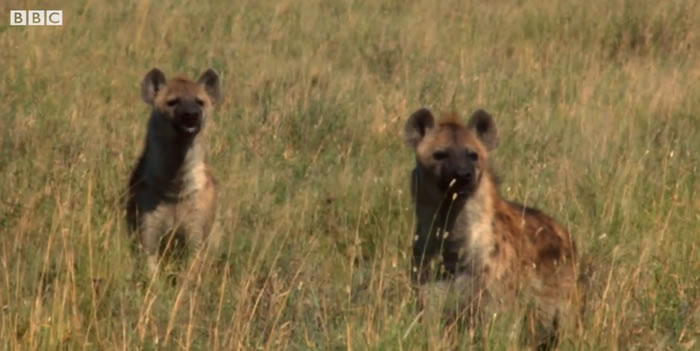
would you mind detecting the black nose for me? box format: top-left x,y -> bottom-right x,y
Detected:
182,111 -> 201,120
177,101 -> 202,117
456,168 -> 472,180
176,104 -> 202,126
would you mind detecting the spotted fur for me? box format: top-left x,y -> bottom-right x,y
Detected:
405,108 -> 578,349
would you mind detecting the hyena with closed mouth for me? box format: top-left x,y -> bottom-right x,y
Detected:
404,108 -> 578,349
126,68 -> 222,275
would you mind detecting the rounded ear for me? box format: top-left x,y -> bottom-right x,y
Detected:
141,68 -> 167,105
198,68 -> 221,105
467,109 -> 499,150
404,108 -> 435,149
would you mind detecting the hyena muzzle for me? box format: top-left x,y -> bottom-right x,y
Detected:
126,67 -> 222,274
404,107 -> 579,349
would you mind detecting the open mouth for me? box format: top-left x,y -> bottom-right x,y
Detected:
182,125 -> 199,134
174,117 -> 201,135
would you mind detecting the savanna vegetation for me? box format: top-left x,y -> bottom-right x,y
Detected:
1,0 -> 698,349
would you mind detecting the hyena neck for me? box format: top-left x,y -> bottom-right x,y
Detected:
415,172 -> 499,274
415,173 -> 496,232
457,176 -> 498,269
143,114 -> 207,199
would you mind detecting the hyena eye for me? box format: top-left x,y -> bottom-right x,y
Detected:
166,98 -> 180,107
195,98 -> 205,106
433,150 -> 448,160
468,151 -> 479,161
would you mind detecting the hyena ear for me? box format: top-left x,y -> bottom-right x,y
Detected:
404,108 -> 435,148
467,109 -> 499,150
141,68 -> 167,105
198,68 -> 221,105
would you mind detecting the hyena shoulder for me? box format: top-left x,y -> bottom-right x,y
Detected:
495,200 -> 575,267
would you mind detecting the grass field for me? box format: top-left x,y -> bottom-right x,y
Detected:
1,0 -> 699,349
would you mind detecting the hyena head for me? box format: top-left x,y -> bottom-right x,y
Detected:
404,108 -> 499,197
140,68 -> 221,138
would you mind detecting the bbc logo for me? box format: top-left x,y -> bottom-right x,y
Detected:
10,10 -> 63,26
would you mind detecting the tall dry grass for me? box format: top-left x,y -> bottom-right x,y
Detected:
1,0 -> 698,349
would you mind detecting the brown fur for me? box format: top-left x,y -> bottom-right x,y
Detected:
404,108 -> 578,349
126,68 -> 222,274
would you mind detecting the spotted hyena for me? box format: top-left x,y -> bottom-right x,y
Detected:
126,67 -> 222,275
404,107 -> 578,349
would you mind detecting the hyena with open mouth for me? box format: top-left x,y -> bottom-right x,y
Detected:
126,68 -> 222,275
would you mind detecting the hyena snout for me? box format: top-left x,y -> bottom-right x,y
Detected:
439,151 -> 479,193
447,166 -> 476,193
173,100 -> 204,136
454,166 -> 473,182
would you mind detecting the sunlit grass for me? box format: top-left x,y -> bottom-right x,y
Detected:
1,0 -> 698,349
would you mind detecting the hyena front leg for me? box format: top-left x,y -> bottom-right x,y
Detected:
140,225 -> 164,276
179,214 -> 219,279
181,191 -> 220,269
412,229 -> 441,285
202,220 -> 223,256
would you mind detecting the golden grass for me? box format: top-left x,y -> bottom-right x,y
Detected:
1,0 -> 699,349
